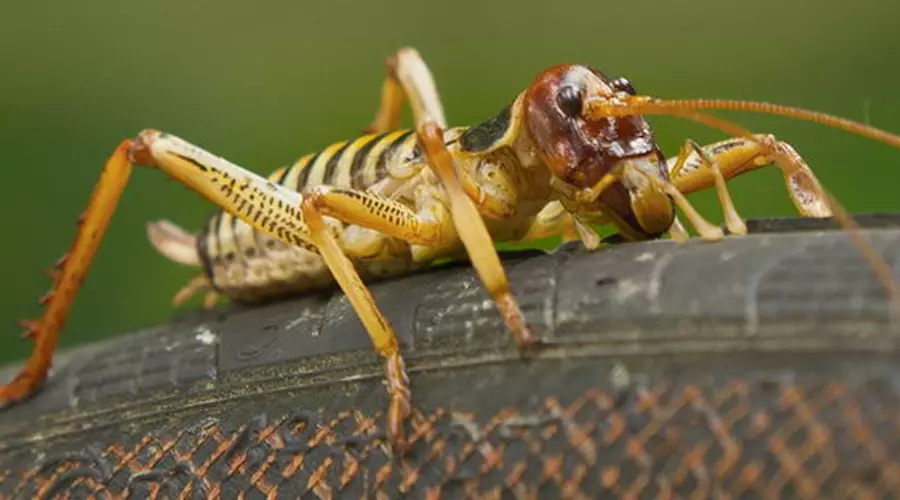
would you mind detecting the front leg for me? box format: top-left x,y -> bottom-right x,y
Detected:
668,139 -> 747,235
667,134 -> 832,218
517,202 -> 580,243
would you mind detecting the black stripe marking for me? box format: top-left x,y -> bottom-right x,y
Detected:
273,166 -> 291,185
196,214 -> 218,290
209,212 -> 223,262
374,130 -> 415,182
230,213 -> 245,254
710,139 -> 745,155
322,141 -> 353,186
459,103 -> 513,153
172,153 -> 209,172
292,152 -> 321,192
350,132 -> 392,190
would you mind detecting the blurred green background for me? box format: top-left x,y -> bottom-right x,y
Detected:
0,0 -> 898,364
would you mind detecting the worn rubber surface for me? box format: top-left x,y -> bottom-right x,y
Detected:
2,214 -> 900,499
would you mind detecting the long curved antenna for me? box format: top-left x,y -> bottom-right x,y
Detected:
585,96 -> 900,313
587,97 -> 900,148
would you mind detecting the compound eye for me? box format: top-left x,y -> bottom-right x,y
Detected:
610,77 -> 636,96
556,85 -> 584,118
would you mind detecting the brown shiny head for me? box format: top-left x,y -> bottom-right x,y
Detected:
524,64 -> 656,189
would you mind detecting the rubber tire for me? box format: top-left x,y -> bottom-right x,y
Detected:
2,214 -> 900,499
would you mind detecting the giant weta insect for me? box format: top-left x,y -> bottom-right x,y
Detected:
3,48 -> 900,451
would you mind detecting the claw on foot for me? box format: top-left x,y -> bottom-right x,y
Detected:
385,351 -> 411,452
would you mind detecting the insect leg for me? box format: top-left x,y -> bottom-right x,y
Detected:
305,177 -> 537,355
588,175 -> 719,243
678,133 -> 900,308
145,219 -> 221,308
667,135 -> 831,218
171,274 -> 220,309
517,202 -> 579,243
298,192 -> 415,449
3,131 -> 416,452
520,201 -> 690,246
135,131 -> 415,450
366,47 -> 447,134
364,48 -> 537,348
669,139 -> 747,235
302,186 -> 442,246
417,122 -> 540,348
1,140 -> 133,405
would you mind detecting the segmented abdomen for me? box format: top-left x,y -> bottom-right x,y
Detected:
196,129 -> 418,302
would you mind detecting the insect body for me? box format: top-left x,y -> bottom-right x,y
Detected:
3,48 -> 900,452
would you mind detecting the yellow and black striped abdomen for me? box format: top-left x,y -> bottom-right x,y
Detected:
271,129 -> 416,193
195,129 -> 419,302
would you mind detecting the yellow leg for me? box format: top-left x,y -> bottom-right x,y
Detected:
667,134 -> 831,218
364,48 -> 538,349
1,140 -> 133,405
519,201 -> 689,247
653,175 -> 725,241
667,215 -> 690,242
417,121 -> 540,349
171,274 -> 220,309
518,202 -> 578,243
582,160 -> 724,241
303,185 -> 442,246
669,139 -> 747,235
299,196 -> 412,449
366,47 -> 448,134
2,129 -> 420,451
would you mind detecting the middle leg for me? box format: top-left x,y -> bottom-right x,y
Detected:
301,168 -> 539,350
365,47 -> 448,134
358,47 -> 539,349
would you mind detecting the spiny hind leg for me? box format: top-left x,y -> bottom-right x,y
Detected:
2,130 -> 414,451
146,219 -> 221,309
366,47 -> 448,134
2,140 -> 134,404
667,134 -> 832,218
145,137 -> 417,450
144,131 -> 417,451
